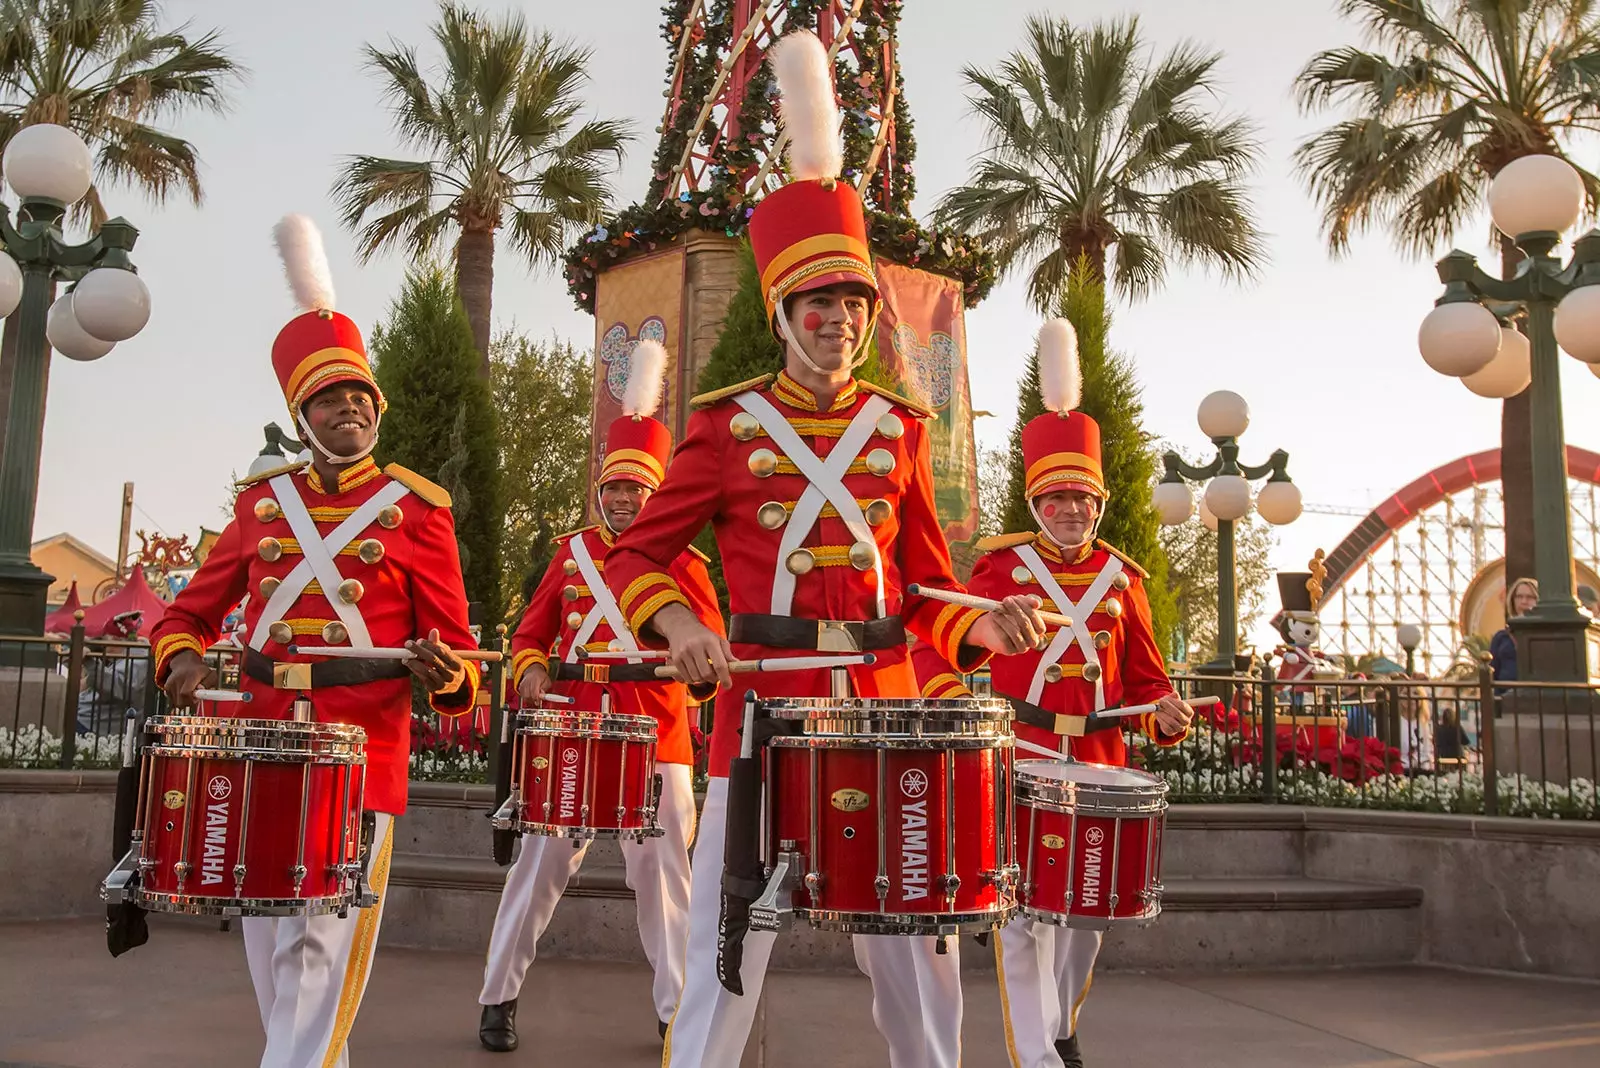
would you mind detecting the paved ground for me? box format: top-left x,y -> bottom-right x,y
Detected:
2,919 -> 1597,1067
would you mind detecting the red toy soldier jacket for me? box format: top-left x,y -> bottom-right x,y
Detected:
604,372 -> 990,778
966,532 -> 1186,765
151,458 -> 481,814
508,524 -> 724,767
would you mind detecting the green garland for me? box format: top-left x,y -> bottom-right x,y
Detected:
566,0 -> 988,312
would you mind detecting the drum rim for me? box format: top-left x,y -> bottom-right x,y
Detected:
511,820 -> 664,841
134,890 -> 356,918
769,733 -> 1012,750
1018,899 -> 1162,929
793,902 -> 1017,936
1014,791 -> 1169,816
141,744 -> 367,765
515,710 -> 659,735
760,697 -> 1014,721
146,714 -> 367,737
1014,758 -> 1167,792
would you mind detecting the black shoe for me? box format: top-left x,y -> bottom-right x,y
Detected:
1056,1032 -> 1084,1068
479,1000 -> 518,1053
659,1019 -> 670,1040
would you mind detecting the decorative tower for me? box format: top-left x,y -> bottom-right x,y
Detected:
566,1 -> 994,547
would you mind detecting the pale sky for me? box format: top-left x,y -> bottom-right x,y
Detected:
27,0 -> 1600,641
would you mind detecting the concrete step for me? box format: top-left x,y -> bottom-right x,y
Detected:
399,788 -> 1307,879
379,851 -> 1422,973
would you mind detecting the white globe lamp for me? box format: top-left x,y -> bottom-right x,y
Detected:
1197,390 -> 1249,439
2,123 -> 93,204
1554,285 -> 1600,364
1488,154 -> 1584,240
45,293 -> 114,361
1418,302 -> 1501,376
1152,479 -> 1194,526
1462,326 -> 1532,397
1256,479 -> 1303,526
1205,474 -> 1252,522
69,268 -> 151,342
1396,623 -> 1423,653
0,254 -> 21,319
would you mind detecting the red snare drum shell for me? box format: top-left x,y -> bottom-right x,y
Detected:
1015,760 -> 1167,929
133,717 -> 366,917
770,744 -> 1008,921
513,710 -> 660,839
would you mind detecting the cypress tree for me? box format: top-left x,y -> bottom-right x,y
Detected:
369,267 -> 503,622
1000,264 -> 1178,658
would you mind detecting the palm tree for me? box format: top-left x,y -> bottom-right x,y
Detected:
933,14 -> 1265,313
334,3 -> 630,375
1295,0 -> 1600,589
0,0 -> 242,224
0,0 -> 241,462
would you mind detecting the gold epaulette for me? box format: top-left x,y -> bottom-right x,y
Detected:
687,544 -> 711,563
974,531 -> 1037,554
691,374 -> 776,409
383,464 -> 452,508
553,524 -> 600,545
234,460 -> 308,489
859,380 -> 933,419
1097,540 -> 1149,579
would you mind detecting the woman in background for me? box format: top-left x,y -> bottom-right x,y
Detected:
1490,577 -> 1538,682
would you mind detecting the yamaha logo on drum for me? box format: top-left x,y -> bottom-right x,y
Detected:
1080,824 -> 1105,908
557,746 -> 581,819
898,767 -> 931,900
200,776 -> 233,886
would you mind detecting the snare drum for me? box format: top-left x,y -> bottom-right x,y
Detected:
1014,760 -> 1168,928
508,708 -> 661,841
129,716 -> 368,917
762,697 -> 1017,936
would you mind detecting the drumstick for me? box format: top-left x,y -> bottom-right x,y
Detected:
905,584 -> 1074,630
576,649 -> 671,660
1015,736 -> 1072,760
1090,695 -> 1222,721
536,694 -> 575,706
1021,694 -> 1223,737
194,688 -> 251,704
652,653 -> 876,681
287,645 -> 503,663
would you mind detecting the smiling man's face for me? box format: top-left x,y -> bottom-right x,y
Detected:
302,384 -> 377,457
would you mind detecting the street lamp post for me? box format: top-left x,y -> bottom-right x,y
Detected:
0,124 -> 152,636
1397,623 -> 1422,677
1417,154 -> 1600,682
1153,390 -> 1303,675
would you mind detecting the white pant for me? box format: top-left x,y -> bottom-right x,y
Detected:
663,777 -> 964,1068
243,812 -> 395,1068
479,762 -> 696,1022
995,916 -> 1102,1068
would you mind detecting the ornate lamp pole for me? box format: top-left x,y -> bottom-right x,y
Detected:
1416,154 -> 1600,682
0,124 -> 152,635
1153,390 -> 1303,674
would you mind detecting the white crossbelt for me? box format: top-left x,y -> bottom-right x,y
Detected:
248,477 -> 410,652
1015,544 -> 1123,715
564,530 -> 641,663
732,392 -> 891,619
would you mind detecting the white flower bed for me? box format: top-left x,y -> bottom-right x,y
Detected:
0,725 -> 123,768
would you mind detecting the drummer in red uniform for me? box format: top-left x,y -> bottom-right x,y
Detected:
476,341 -> 724,1052
151,215 -> 478,1068
603,31 -> 1045,1068
960,319 -> 1194,1068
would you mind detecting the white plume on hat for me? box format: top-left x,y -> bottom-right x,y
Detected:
1038,318 -> 1081,413
771,30 -> 843,183
272,214 -> 336,313
622,338 -> 668,419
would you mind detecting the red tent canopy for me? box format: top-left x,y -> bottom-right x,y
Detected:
43,581 -> 84,635
79,569 -> 168,638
